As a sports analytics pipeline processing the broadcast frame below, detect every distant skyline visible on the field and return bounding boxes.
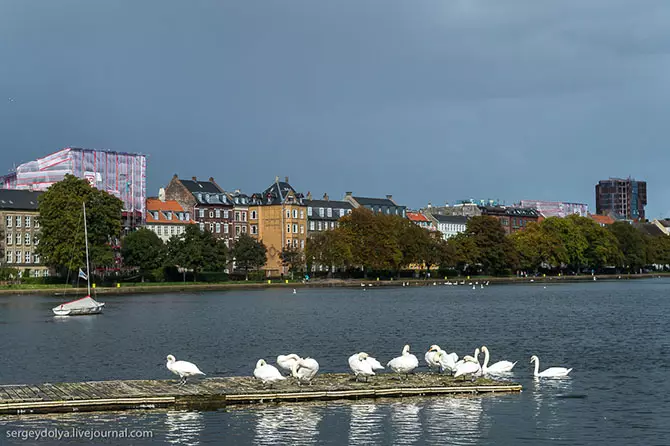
[2,1,669,218]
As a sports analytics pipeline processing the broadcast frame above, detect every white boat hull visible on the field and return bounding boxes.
[52,296,105,316]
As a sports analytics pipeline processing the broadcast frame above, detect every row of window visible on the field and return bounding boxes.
[439,224,465,232]
[309,221,337,231]
[285,238,305,249]
[198,222,248,235]
[286,224,305,234]
[197,209,248,222]
[150,225,186,237]
[5,232,39,246]
[150,211,190,222]
[306,207,349,218]
[5,250,41,264]
[5,215,38,229]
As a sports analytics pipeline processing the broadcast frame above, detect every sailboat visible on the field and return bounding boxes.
[52,202,105,316]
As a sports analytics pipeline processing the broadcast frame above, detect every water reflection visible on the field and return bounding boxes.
[390,402,421,445]
[531,378,574,439]
[165,410,204,446]
[254,405,322,446]
[423,397,484,445]
[349,403,384,445]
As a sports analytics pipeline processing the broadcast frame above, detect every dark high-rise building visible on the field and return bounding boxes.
[595,178,647,221]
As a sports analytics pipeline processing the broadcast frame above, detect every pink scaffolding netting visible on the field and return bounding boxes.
[0,148,147,214]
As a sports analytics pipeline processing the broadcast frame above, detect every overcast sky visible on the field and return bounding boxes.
[1,1,669,217]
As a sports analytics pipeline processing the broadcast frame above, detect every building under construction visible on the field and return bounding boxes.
[1,147,147,226]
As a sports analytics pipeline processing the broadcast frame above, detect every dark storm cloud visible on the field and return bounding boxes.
[1,1,669,216]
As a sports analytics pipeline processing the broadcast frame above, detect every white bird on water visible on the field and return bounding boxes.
[530,355,572,378]
[348,352,384,382]
[387,345,419,379]
[166,354,205,386]
[481,346,516,375]
[291,357,320,384]
[293,289,297,294]
[254,359,286,384]
[277,354,302,375]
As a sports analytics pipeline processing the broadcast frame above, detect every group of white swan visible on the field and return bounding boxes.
[165,346,571,386]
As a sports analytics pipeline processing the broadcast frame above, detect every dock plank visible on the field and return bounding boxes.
[0,373,521,416]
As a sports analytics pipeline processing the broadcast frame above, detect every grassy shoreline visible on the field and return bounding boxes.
[0,273,666,296]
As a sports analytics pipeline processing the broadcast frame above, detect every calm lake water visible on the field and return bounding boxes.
[1,279,670,445]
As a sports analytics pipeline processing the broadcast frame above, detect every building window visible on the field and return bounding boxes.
[236,226,241,235]
[242,212,247,222]
[6,251,12,263]
[224,224,229,234]
[209,211,214,218]
[15,216,22,227]
[251,225,258,235]
[24,233,30,245]
[224,210,229,219]
[6,232,12,245]
[309,221,315,231]
[6,215,12,228]
[242,225,247,233]
[327,208,332,217]
[25,252,31,263]
[34,218,40,229]
[292,209,298,219]
[300,239,304,249]
[199,222,205,231]
[157,226,162,235]
[235,212,240,222]
[33,253,40,264]
[300,225,304,234]
[330,221,335,229]
[286,238,292,247]
[16,233,21,245]
[209,223,214,232]
[340,209,345,217]
[317,221,322,231]
[216,223,221,233]
[199,209,205,218]
[292,224,298,233]
[287,224,291,234]
[293,239,298,248]
[286,210,291,219]
[215,209,221,218]
[300,210,304,219]
[32,269,40,277]
[25,216,31,228]
[251,210,257,220]
[319,208,325,217]
[307,207,312,217]
[15,251,21,263]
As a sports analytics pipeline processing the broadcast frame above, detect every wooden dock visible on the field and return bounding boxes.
[0,373,521,415]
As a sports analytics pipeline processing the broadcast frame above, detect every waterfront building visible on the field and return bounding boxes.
[145,190,196,243]
[589,214,615,227]
[406,211,436,232]
[304,193,353,234]
[479,206,539,235]
[164,175,237,247]
[595,177,647,221]
[0,189,49,277]
[249,177,307,277]
[430,214,467,240]
[515,200,589,218]
[420,202,482,218]
[0,147,147,231]
[343,192,406,218]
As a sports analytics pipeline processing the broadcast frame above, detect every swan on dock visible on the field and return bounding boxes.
[387,345,419,379]
[277,354,302,375]
[292,357,320,384]
[166,355,205,386]
[254,359,287,384]
[348,352,384,382]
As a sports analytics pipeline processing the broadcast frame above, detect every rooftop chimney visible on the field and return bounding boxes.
[307,191,313,200]
[323,193,329,201]
[285,176,289,183]
[275,176,280,183]
[209,177,214,182]
[345,191,353,198]
[158,187,166,202]
[173,174,178,179]
[192,176,197,181]
[235,189,241,194]
[427,202,432,208]
[386,194,393,200]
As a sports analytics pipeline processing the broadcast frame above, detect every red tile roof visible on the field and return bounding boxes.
[590,214,615,225]
[146,198,196,225]
[407,211,430,222]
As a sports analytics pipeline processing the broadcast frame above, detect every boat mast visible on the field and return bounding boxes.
[83,201,91,296]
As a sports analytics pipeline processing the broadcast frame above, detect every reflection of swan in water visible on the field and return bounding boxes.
[532,378,574,434]
[349,403,384,445]
[165,410,204,446]
[255,405,322,446]
[390,402,422,445]
[424,397,484,445]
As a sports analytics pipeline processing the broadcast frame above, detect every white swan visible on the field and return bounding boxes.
[424,345,443,372]
[166,354,205,386]
[254,359,287,384]
[348,352,384,381]
[454,348,481,380]
[292,357,319,384]
[277,354,302,375]
[481,346,516,375]
[387,344,419,379]
[436,350,459,374]
[530,355,572,378]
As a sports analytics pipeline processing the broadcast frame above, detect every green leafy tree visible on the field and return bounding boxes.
[461,216,516,275]
[646,234,670,268]
[541,216,587,272]
[280,245,305,279]
[231,234,267,280]
[37,174,123,275]
[610,221,647,272]
[511,221,568,273]
[306,229,353,277]
[571,217,622,271]
[121,228,166,281]
[166,225,227,281]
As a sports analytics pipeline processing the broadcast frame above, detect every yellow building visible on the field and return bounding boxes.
[249,177,306,277]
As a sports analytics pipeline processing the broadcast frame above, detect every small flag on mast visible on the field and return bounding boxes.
[78,268,88,280]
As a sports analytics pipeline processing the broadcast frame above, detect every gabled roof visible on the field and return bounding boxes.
[0,189,42,210]
[353,196,398,207]
[253,180,304,206]
[146,198,195,225]
[305,199,352,209]
[406,211,431,223]
[590,214,615,225]
[179,179,223,194]
[433,214,468,224]
[635,222,665,237]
